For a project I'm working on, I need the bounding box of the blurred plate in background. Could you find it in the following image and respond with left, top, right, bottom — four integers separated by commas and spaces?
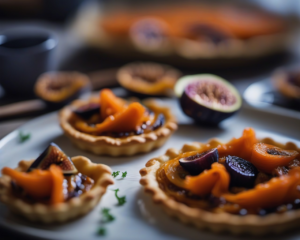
243, 78, 300, 120
72, 1, 294, 68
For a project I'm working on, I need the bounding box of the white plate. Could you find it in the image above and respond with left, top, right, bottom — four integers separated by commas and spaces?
0, 99, 300, 240
243, 78, 300, 120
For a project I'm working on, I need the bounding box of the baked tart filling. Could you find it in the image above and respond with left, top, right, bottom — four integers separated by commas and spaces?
59, 89, 177, 156
156, 128, 300, 215
0, 143, 113, 223
71, 89, 164, 137
140, 128, 300, 234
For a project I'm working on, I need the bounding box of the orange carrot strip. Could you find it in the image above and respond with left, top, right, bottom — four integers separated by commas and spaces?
184, 162, 230, 197
223, 167, 300, 209
2, 167, 53, 198
100, 89, 126, 120
217, 128, 257, 161
74, 120, 99, 134
250, 143, 298, 174
96, 102, 146, 134
49, 165, 64, 205
285, 167, 300, 202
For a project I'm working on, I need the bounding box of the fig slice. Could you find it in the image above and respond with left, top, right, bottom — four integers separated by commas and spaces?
179, 148, 218, 175
225, 155, 258, 188
28, 143, 78, 175
174, 74, 242, 125
73, 103, 100, 120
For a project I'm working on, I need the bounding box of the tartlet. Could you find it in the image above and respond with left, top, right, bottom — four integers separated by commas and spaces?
59, 89, 177, 156
272, 69, 300, 101
35, 71, 91, 108
117, 62, 181, 97
140, 128, 300, 235
94, 4, 289, 61
0, 148, 113, 223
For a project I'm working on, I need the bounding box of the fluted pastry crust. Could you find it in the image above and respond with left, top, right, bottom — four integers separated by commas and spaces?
0, 156, 114, 223
140, 137, 300, 235
59, 99, 177, 156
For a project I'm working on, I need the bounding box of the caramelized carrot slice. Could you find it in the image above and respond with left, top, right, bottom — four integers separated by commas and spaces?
285, 167, 300, 202
164, 154, 193, 189
217, 128, 257, 161
223, 167, 300, 209
100, 89, 126, 119
2, 165, 65, 205
250, 143, 298, 174
2, 167, 53, 198
74, 120, 99, 134
96, 102, 146, 134
184, 162, 230, 197
49, 165, 64, 205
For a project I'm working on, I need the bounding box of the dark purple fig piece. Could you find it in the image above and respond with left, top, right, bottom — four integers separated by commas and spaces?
225, 155, 258, 188
152, 113, 165, 130
73, 103, 100, 119
28, 143, 78, 175
179, 148, 218, 175
174, 74, 242, 126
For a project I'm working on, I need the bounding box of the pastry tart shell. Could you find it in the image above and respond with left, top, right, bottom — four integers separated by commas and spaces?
272, 70, 300, 100
117, 62, 181, 96
72, 4, 292, 67
0, 156, 114, 223
59, 99, 177, 156
140, 137, 300, 235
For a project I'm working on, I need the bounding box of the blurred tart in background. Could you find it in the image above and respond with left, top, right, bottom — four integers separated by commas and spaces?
117, 62, 181, 97
93, 3, 289, 60
35, 72, 91, 108
272, 69, 300, 101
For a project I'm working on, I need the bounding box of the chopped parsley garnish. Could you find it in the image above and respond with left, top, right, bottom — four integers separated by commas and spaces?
97, 227, 106, 236
122, 171, 127, 178
19, 131, 30, 143
113, 188, 126, 206
101, 208, 115, 223
112, 171, 120, 178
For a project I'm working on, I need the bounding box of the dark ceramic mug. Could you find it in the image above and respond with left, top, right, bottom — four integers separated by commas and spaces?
0, 26, 57, 96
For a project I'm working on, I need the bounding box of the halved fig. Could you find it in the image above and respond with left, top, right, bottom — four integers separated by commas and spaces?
174, 74, 242, 125
225, 155, 258, 188
179, 148, 218, 175
28, 143, 78, 175
73, 103, 100, 120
